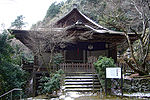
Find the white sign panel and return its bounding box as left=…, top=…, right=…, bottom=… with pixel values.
left=106, top=67, right=121, bottom=78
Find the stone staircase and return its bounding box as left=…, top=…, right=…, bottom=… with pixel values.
left=63, top=72, right=101, bottom=92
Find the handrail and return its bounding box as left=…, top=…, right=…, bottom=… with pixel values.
left=0, top=88, right=22, bottom=99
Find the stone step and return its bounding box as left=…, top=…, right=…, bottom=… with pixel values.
left=64, top=72, right=100, bottom=93
left=64, top=85, right=101, bottom=88
left=65, top=76, right=97, bottom=79
left=65, top=79, right=99, bottom=82
left=65, top=72, right=97, bottom=76
left=66, top=72, right=94, bottom=74
left=64, top=88, right=100, bottom=92
left=66, top=73, right=97, bottom=75
left=65, top=82, right=100, bottom=85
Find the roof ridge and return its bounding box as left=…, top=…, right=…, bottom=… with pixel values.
left=77, top=10, right=108, bottom=30
left=55, top=8, right=108, bottom=30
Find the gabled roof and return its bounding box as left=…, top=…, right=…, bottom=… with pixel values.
left=66, top=23, right=124, bottom=35
left=8, top=28, right=66, bottom=50
left=55, top=7, right=107, bottom=30
left=8, top=7, right=138, bottom=51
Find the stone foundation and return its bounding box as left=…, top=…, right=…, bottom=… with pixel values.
left=123, top=78, right=150, bottom=92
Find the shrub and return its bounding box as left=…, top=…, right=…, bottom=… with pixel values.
left=94, top=56, right=116, bottom=90
left=38, top=69, right=64, bottom=96
left=53, top=53, right=64, bottom=68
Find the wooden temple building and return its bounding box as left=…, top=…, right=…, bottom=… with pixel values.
left=9, top=6, right=137, bottom=96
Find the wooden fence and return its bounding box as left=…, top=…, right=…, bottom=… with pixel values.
left=59, top=63, right=95, bottom=73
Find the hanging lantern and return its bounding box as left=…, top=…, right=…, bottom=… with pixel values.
left=105, top=43, right=108, bottom=49
left=88, top=44, right=93, bottom=50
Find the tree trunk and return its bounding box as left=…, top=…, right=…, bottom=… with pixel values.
left=126, top=60, right=149, bottom=76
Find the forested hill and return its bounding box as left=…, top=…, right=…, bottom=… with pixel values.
left=31, top=0, right=107, bottom=29
left=44, top=0, right=106, bottom=22
left=32, top=0, right=146, bottom=32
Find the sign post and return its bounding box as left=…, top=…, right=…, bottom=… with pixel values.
left=121, top=66, right=123, bottom=98
left=105, top=67, right=123, bottom=97
left=106, top=68, right=121, bottom=79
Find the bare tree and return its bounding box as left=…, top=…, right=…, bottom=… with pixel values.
left=99, top=0, right=150, bottom=75
left=27, top=23, right=73, bottom=73
left=80, top=0, right=150, bottom=75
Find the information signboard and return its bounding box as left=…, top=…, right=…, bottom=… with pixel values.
left=106, top=67, right=121, bottom=78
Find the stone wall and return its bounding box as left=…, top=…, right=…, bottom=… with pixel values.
left=111, top=78, right=150, bottom=94
left=123, top=78, right=150, bottom=92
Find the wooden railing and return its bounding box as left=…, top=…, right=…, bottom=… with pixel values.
left=59, top=63, right=95, bottom=73
left=25, top=63, right=95, bottom=73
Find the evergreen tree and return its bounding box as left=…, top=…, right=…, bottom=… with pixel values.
left=45, top=2, right=64, bottom=19
left=0, top=31, right=28, bottom=96
left=11, top=15, right=26, bottom=29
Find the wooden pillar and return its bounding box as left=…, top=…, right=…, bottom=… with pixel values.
left=108, top=44, right=117, bottom=62
left=64, top=50, right=66, bottom=63
left=32, top=70, right=36, bottom=97
left=33, top=56, right=37, bottom=97
left=34, top=55, right=38, bottom=65
left=83, top=50, right=86, bottom=63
